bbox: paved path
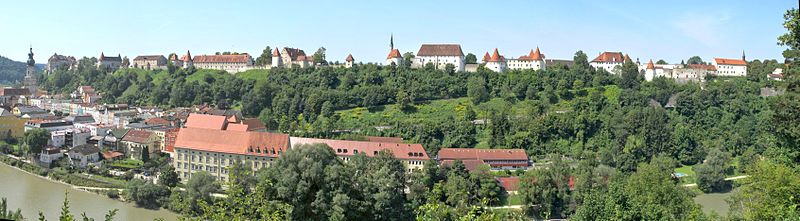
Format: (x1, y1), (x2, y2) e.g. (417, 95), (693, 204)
(682, 175), (750, 187)
(488, 205), (523, 210)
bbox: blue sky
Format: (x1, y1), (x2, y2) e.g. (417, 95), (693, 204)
(0, 1), (795, 64)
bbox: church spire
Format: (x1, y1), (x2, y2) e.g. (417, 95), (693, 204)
(26, 46), (35, 67)
(742, 50), (746, 61)
(390, 33), (394, 50)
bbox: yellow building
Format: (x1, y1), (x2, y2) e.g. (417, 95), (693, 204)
(0, 115), (28, 139)
(289, 137), (430, 173)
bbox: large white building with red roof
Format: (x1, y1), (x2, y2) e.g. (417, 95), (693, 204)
(506, 47), (546, 71)
(192, 54), (254, 73)
(290, 137), (429, 173)
(437, 148), (529, 171)
(413, 44), (466, 72)
(482, 48), (507, 73)
(272, 47), (314, 68)
(712, 57), (747, 77)
(590, 51), (626, 74)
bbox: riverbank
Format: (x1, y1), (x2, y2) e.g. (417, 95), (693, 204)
(0, 154), (123, 189)
(0, 160), (179, 220)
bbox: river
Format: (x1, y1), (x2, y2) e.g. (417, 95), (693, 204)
(0, 162), (179, 221)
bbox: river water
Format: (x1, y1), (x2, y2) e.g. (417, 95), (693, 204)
(0, 162), (179, 221)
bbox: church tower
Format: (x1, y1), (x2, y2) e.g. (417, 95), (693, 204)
(24, 47), (37, 96)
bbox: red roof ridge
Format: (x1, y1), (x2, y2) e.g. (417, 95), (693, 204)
(713, 58), (747, 66)
(646, 59), (655, 69)
(345, 54), (354, 62)
(387, 49), (402, 59)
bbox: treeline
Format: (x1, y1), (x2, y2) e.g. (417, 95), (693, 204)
(0, 55), (28, 84)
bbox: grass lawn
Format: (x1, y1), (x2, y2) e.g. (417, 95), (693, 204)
(505, 194), (524, 206)
(235, 69), (270, 83)
(675, 165), (697, 184)
(109, 159), (144, 169)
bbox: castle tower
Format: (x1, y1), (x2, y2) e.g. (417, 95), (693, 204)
(183, 50), (193, 68)
(271, 48), (282, 68)
(644, 59), (656, 81)
(345, 54), (355, 68)
(24, 47), (38, 96)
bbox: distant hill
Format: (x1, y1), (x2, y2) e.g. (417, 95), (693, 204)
(0, 55), (43, 84)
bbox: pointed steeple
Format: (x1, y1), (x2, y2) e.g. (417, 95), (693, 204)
(646, 59), (655, 69)
(390, 34), (394, 50)
(742, 50), (746, 61)
(490, 48), (502, 62)
(483, 52), (491, 62)
(100, 52), (105, 59)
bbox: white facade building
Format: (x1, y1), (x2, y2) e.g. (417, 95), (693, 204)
(482, 48), (506, 73)
(413, 44), (465, 72)
(506, 48), (546, 71)
(712, 58), (747, 77)
(590, 52), (626, 74)
(193, 54), (254, 73)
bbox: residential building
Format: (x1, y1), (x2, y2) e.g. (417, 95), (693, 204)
(25, 120), (72, 132)
(712, 58), (747, 77)
(345, 54), (355, 68)
(96, 53), (123, 71)
(590, 52), (626, 74)
(102, 151), (124, 161)
(0, 88), (31, 107)
(173, 127), (290, 182)
(437, 148), (529, 171)
(71, 86), (101, 104)
(272, 47), (313, 68)
(0, 114), (27, 139)
(64, 128), (91, 148)
(506, 47), (546, 71)
(13, 105), (47, 117)
(121, 130), (158, 160)
(40, 147), (63, 164)
(68, 144), (101, 168)
(132, 55), (168, 70)
(46, 53), (77, 72)
(192, 54), (254, 73)
(672, 64), (715, 83)
(413, 44), (466, 72)
(769, 68), (784, 81)
(289, 137), (429, 173)
(482, 48), (506, 73)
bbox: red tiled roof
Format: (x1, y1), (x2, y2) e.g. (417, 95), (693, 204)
(417, 44), (464, 57)
(482, 52), (491, 62)
(290, 137), (429, 160)
(365, 136), (404, 143)
(145, 117), (170, 126)
(227, 123), (249, 132)
(242, 118), (266, 131)
(192, 54), (252, 63)
(438, 148), (528, 161)
(387, 49), (402, 59)
(122, 130), (155, 144)
(646, 59), (655, 69)
(487, 48), (504, 62)
(175, 127), (289, 157)
(345, 54), (354, 62)
(592, 52), (624, 63)
(496, 177), (521, 191)
(519, 47), (545, 61)
(624, 54), (632, 62)
(102, 151), (124, 159)
(714, 58), (747, 66)
(272, 48), (280, 57)
(180, 50), (192, 62)
(185, 113), (227, 130)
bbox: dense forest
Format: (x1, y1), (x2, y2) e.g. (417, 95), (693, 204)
(0, 55), (31, 84)
(27, 7), (800, 220)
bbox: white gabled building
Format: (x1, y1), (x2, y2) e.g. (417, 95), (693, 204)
(590, 52), (626, 74)
(712, 57), (747, 77)
(413, 44), (465, 72)
(386, 49), (403, 66)
(507, 47), (546, 71)
(345, 54), (355, 68)
(482, 48), (506, 73)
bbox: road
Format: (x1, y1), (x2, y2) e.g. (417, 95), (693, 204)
(682, 175), (750, 187)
